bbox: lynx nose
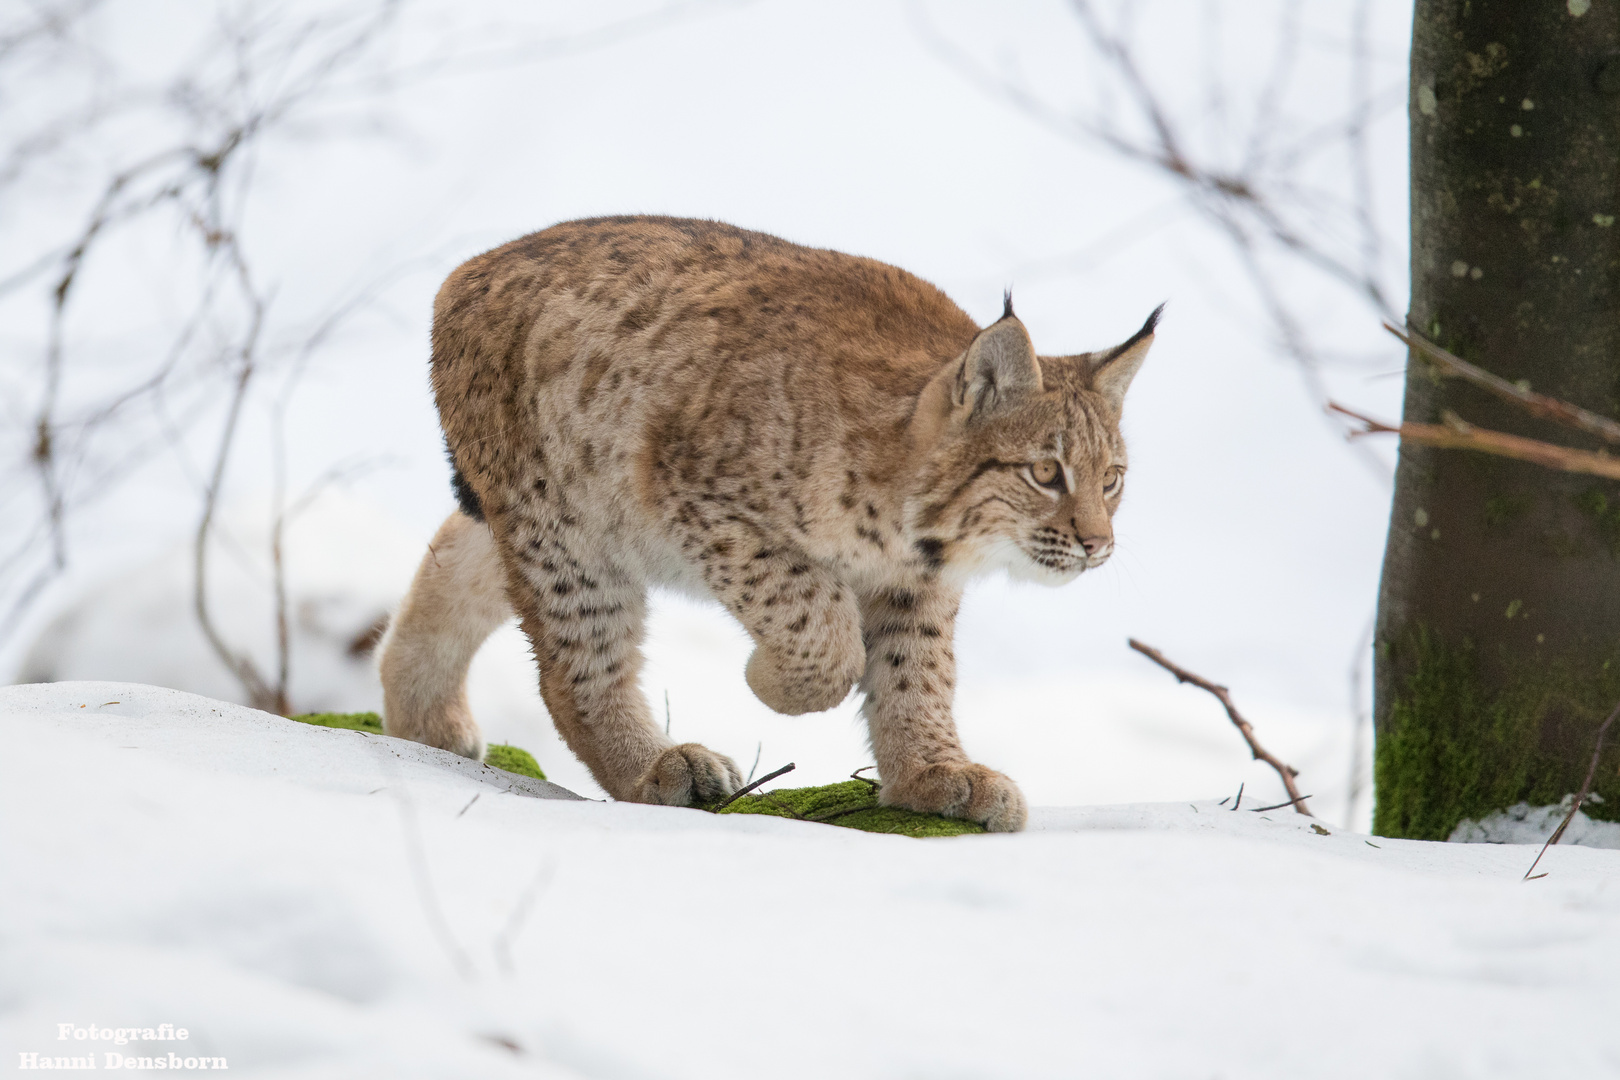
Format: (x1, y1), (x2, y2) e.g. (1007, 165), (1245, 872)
(1080, 535), (1112, 558)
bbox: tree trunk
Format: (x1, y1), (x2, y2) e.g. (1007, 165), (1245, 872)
(1376, 0), (1620, 840)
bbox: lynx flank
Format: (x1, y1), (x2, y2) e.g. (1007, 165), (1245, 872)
(378, 216), (1158, 832)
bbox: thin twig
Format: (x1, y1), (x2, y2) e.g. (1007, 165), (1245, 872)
(851, 766), (880, 791)
(1229, 781), (1244, 811)
(1129, 639), (1312, 816)
(711, 762), (796, 811)
(493, 858), (556, 977)
(371, 743), (475, 980)
(1388, 323), (1620, 446)
(1523, 699), (1620, 881)
(1331, 402), (1620, 482)
(1250, 794), (1313, 813)
(194, 354), (282, 714)
(752, 792), (809, 820)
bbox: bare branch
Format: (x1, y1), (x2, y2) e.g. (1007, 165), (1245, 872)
(711, 762), (797, 811)
(1250, 794), (1314, 813)
(1128, 638), (1313, 816)
(1, 0), (738, 652)
(1388, 323), (1620, 446)
(1331, 402), (1620, 483)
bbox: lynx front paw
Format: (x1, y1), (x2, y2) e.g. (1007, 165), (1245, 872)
(881, 762), (1028, 833)
(630, 743), (743, 807)
(745, 646), (861, 715)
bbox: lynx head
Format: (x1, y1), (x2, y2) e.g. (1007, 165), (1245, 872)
(907, 297), (1160, 584)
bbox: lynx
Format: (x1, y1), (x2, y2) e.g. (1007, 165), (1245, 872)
(378, 216), (1158, 832)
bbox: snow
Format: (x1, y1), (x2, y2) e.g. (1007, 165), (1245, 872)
(18, 493), (417, 715)
(6, 682), (1620, 1078)
(1453, 796), (1620, 849)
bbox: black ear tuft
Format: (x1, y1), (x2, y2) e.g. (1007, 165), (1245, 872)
(1002, 289), (1015, 321)
(1099, 302), (1166, 365)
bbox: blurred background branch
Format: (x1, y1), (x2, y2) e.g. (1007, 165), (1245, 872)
(915, 0), (1409, 826)
(0, 0), (735, 710)
(915, 0), (1406, 476)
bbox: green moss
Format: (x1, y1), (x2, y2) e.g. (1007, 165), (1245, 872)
(289, 711), (381, 732)
(484, 744), (546, 781)
(288, 712), (546, 781)
(1482, 493), (1529, 533)
(1375, 628), (1620, 840)
(1542, 528), (1585, 559)
(1574, 486), (1620, 557)
(715, 779), (986, 837)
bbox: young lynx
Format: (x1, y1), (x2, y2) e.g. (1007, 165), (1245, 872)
(378, 216), (1157, 832)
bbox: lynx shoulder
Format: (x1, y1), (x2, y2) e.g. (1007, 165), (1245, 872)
(378, 216), (1158, 831)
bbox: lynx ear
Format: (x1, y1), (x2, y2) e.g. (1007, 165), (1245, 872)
(1088, 303), (1163, 411)
(952, 308), (1043, 421)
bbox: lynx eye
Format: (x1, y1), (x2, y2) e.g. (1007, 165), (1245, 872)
(1103, 466), (1125, 495)
(1028, 459), (1065, 491)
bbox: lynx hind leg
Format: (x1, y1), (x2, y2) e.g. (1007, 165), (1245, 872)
(501, 529), (742, 805)
(378, 511), (510, 760)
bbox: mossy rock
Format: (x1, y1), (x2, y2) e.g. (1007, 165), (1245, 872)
(287, 712), (546, 781)
(716, 779), (986, 837)
(484, 743), (545, 781)
(290, 710), (382, 733)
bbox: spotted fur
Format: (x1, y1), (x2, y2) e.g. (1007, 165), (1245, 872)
(379, 216), (1157, 831)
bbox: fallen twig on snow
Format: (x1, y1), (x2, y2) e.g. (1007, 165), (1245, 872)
(1250, 794), (1313, 813)
(711, 762), (796, 811)
(1523, 699), (1620, 881)
(1128, 639), (1313, 817)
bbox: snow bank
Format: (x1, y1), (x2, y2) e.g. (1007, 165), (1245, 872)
(1451, 795), (1620, 848)
(16, 493), (416, 713)
(4, 682), (1618, 1078)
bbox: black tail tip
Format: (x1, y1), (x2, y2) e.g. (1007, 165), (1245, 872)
(450, 463), (485, 522)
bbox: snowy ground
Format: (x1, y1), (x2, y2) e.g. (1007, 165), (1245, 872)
(5, 683), (1619, 1079)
